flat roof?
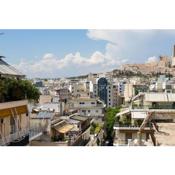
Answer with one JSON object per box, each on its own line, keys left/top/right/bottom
{"left": 35, "top": 111, "right": 54, "bottom": 119}
{"left": 145, "top": 93, "right": 175, "bottom": 102}
{"left": 72, "top": 98, "right": 98, "bottom": 101}
{"left": 70, "top": 115, "right": 88, "bottom": 122}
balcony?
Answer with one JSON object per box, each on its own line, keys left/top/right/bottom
{"left": 0, "top": 128, "right": 29, "bottom": 146}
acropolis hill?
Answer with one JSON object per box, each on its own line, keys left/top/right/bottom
{"left": 121, "top": 45, "right": 175, "bottom": 76}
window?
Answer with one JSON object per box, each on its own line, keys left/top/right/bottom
{"left": 96, "top": 110, "right": 98, "bottom": 113}
{"left": 88, "top": 110, "right": 91, "bottom": 113}
{"left": 91, "top": 102, "right": 95, "bottom": 104}
{"left": 109, "top": 90, "right": 111, "bottom": 93}
{"left": 109, "top": 103, "right": 111, "bottom": 105}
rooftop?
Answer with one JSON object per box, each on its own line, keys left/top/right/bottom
{"left": 132, "top": 92, "right": 175, "bottom": 102}
{"left": 70, "top": 115, "right": 88, "bottom": 122}
{"left": 32, "top": 111, "right": 55, "bottom": 119}
{"left": 72, "top": 97, "right": 98, "bottom": 101}
{"left": 0, "top": 58, "right": 24, "bottom": 77}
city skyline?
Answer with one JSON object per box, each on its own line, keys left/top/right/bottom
{"left": 1, "top": 29, "right": 175, "bottom": 78}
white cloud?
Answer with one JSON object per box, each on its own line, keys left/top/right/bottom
{"left": 14, "top": 30, "right": 175, "bottom": 78}
{"left": 87, "top": 30, "right": 158, "bottom": 59}
{"left": 14, "top": 50, "right": 120, "bottom": 78}
{"left": 146, "top": 56, "right": 158, "bottom": 63}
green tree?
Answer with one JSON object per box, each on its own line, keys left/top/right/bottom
{"left": 0, "top": 78, "right": 40, "bottom": 102}
{"left": 104, "top": 107, "right": 120, "bottom": 143}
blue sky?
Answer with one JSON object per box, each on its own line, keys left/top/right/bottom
{"left": 1, "top": 29, "right": 175, "bottom": 78}
{"left": 0, "top": 30, "right": 106, "bottom": 64}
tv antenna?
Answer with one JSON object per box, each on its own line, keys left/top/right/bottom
{"left": 0, "top": 32, "right": 5, "bottom": 58}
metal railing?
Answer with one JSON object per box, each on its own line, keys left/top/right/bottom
{"left": 0, "top": 128, "right": 29, "bottom": 146}
{"left": 0, "top": 126, "right": 45, "bottom": 145}
{"left": 29, "top": 126, "right": 44, "bottom": 140}
{"left": 132, "top": 104, "right": 175, "bottom": 110}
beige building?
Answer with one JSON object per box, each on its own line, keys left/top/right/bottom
{"left": 69, "top": 81, "right": 90, "bottom": 98}
{"left": 69, "top": 97, "right": 105, "bottom": 118}
{"left": 124, "top": 83, "right": 135, "bottom": 103}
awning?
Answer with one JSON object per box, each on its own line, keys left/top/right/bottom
{"left": 116, "top": 109, "right": 130, "bottom": 117}
{"left": 54, "top": 124, "right": 74, "bottom": 134}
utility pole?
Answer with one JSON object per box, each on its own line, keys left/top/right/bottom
{"left": 0, "top": 32, "right": 4, "bottom": 57}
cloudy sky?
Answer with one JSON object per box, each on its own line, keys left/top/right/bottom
{"left": 1, "top": 29, "right": 175, "bottom": 78}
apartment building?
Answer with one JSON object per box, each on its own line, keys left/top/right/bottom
{"left": 124, "top": 83, "right": 135, "bottom": 103}
{"left": 69, "top": 97, "right": 105, "bottom": 118}
{"left": 69, "top": 81, "right": 90, "bottom": 98}
{"left": 114, "top": 92, "right": 175, "bottom": 146}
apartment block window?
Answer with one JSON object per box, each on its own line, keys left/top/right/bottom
{"left": 96, "top": 110, "right": 98, "bottom": 113}
{"left": 88, "top": 110, "right": 91, "bottom": 113}
{"left": 91, "top": 102, "right": 95, "bottom": 104}
{"left": 109, "top": 90, "right": 111, "bottom": 93}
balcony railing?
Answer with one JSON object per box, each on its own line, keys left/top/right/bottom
{"left": 0, "top": 128, "right": 29, "bottom": 146}
{"left": 29, "top": 126, "right": 44, "bottom": 140}
{"left": 132, "top": 104, "right": 175, "bottom": 110}
{"left": 0, "top": 126, "right": 44, "bottom": 145}
{"left": 114, "top": 123, "right": 152, "bottom": 130}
